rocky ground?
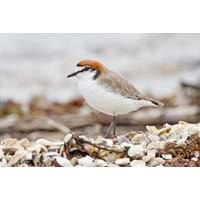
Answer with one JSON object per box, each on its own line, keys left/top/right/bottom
{"left": 0, "top": 121, "right": 200, "bottom": 167}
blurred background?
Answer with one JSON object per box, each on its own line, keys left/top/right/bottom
{"left": 0, "top": 33, "right": 200, "bottom": 140}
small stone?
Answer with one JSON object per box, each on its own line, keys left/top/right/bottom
{"left": 147, "top": 142, "right": 160, "bottom": 150}
{"left": 120, "top": 142, "right": 132, "bottom": 148}
{"left": 17, "top": 138, "right": 30, "bottom": 149}
{"left": 1, "top": 138, "right": 18, "bottom": 147}
{"left": 105, "top": 139, "right": 113, "bottom": 147}
{"left": 142, "top": 155, "right": 152, "bottom": 162}
{"left": 70, "top": 157, "right": 78, "bottom": 166}
{"left": 54, "top": 156, "right": 72, "bottom": 167}
{"left": 130, "top": 160, "right": 146, "bottom": 167}
{"left": 115, "top": 158, "right": 130, "bottom": 166}
{"left": 147, "top": 149, "right": 156, "bottom": 158}
{"left": 64, "top": 133, "right": 73, "bottom": 144}
{"left": 8, "top": 149, "right": 29, "bottom": 166}
{"left": 95, "top": 159, "right": 108, "bottom": 167}
{"left": 147, "top": 133, "right": 160, "bottom": 142}
{"left": 162, "top": 154, "right": 172, "bottom": 160}
{"left": 116, "top": 135, "right": 130, "bottom": 144}
{"left": 146, "top": 126, "right": 159, "bottom": 135}
{"left": 128, "top": 145, "right": 145, "bottom": 158}
{"left": 78, "top": 156, "right": 95, "bottom": 167}
{"left": 149, "top": 158, "right": 165, "bottom": 167}
{"left": 131, "top": 134, "right": 148, "bottom": 144}
{"left": 191, "top": 157, "right": 198, "bottom": 161}
{"left": 36, "top": 138, "right": 52, "bottom": 146}
{"left": 194, "top": 151, "right": 199, "bottom": 158}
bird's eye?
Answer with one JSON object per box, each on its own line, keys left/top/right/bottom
{"left": 84, "top": 67, "right": 90, "bottom": 71}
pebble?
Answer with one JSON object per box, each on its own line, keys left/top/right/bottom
{"left": 115, "top": 158, "right": 130, "bottom": 166}
{"left": 54, "top": 156, "right": 72, "bottom": 167}
{"left": 130, "top": 160, "right": 146, "bottom": 167}
{"left": 64, "top": 133, "right": 73, "bottom": 144}
{"left": 95, "top": 159, "right": 108, "bottom": 167}
{"left": 162, "top": 154, "right": 173, "bottom": 160}
{"left": 128, "top": 145, "right": 145, "bottom": 158}
{"left": 0, "top": 122, "right": 199, "bottom": 167}
{"left": 78, "top": 156, "right": 96, "bottom": 167}
{"left": 131, "top": 134, "right": 148, "bottom": 144}
{"left": 149, "top": 158, "right": 165, "bottom": 167}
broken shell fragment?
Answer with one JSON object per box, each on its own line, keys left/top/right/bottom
{"left": 54, "top": 156, "right": 72, "bottom": 167}
{"left": 130, "top": 160, "right": 146, "bottom": 167}
{"left": 64, "top": 133, "right": 73, "bottom": 144}
{"left": 115, "top": 158, "right": 130, "bottom": 166}
{"left": 128, "top": 145, "right": 145, "bottom": 158}
{"left": 78, "top": 156, "right": 96, "bottom": 167}
{"left": 162, "top": 154, "right": 172, "bottom": 160}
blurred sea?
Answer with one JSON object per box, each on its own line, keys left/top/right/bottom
{"left": 0, "top": 33, "right": 200, "bottom": 102}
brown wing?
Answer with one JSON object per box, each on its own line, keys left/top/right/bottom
{"left": 98, "top": 70, "right": 164, "bottom": 107}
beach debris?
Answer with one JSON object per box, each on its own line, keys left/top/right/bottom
{"left": 0, "top": 121, "right": 199, "bottom": 167}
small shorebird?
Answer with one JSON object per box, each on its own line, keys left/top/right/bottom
{"left": 67, "top": 59, "right": 164, "bottom": 138}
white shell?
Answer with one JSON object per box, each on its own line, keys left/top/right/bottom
{"left": 64, "top": 133, "right": 73, "bottom": 144}
{"left": 147, "top": 133, "right": 160, "bottom": 142}
{"left": 8, "top": 149, "right": 29, "bottom": 166}
{"left": 162, "top": 154, "right": 172, "bottom": 160}
{"left": 149, "top": 158, "right": 165, "bottom": 167}
{"left": 54, "top": 156, "right": 72, "bottom": 167}
{"left": 147, "top": 142, "right": 160, "bottom": 150}
{"left": 36, "top": 139, "right": 53, "bottom": 146}
{"left": 105, "top": 139, "right": 113, "bottom": 147}
{"left": 130, "top": 160, "right": 146, "bottom": 167}
{"left": 78, "top": 156, "right": 95, "bottom": 167}
{"left": 128, "top": 145, "right": 145, "bottom": 158}
{"left": 120, "top": 142, "right": 132, "bottom": 148}
{"left": 131, "top": 134, "right": 148, "bottom": 144}
{"left": 115, "top": 158, "right": 130, "bottom": 166}
{"left": 95, "top": 159, "right": 108, "bottom": 167}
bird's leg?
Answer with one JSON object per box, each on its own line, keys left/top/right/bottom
{"left": 112, "top": 115, "right": 116, "bottom": 138}
{"left": 105, "top": 115, "right": 116, "bottom": 138}
{"left": 105, "top": 118, "right": 114, "bottom": 138}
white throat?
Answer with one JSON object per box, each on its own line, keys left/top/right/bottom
{"left": 76, "top": 70, "right": 96, "bottom": 81}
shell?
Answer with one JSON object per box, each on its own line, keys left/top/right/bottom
{"left": 95, "top": 159, "right": 108, "bottom": 167}
{"left": 162, "top": 154, "right": 172, "bottom": 160}
{"left": 131, "top": 134, "right": 148, "bottom": 144}
{"left": 146, "top": 126, "right": 159, "bottom": 135}
{"left": 17, "top": 138, "right": 30, "bottom": 149}
{"left": 115, "top": 158, "right": 130, "bottom": 166}
{"left": 64, "top": 133, "right": 73, "bottom": 144}
{"left": 8, "top": 149, "right": 29, "bottom": 166}
{"left": 0, "top": 158, "right": 7, "bottom": 167}
{"left": 149, "top": 158, "right": 165, "bottom": 167}
{"left": 36, "top": 138, "right": 53, "bottom": 146}
{"left": 116, "top": 135, "right": 130, "bottom": 144}
{"left": 147, "top": 133, "right": 160, "bottom": 142}
{"left": 130, "top": 160, "right": 146, "bottom": 167}
{"left": 54, "top": 156, "right": 72, "bottom": 167}
{"left": 78, "top": 156, "right": 95, "bottom": 167}
{"left": 1, "top": 138, "right": 18, "bottom": 147}
{"left": 147, "top": 142, "right": 160, "bottom": 150}
{"left": 128, "top": 145, "right": 145, "bottom": 158}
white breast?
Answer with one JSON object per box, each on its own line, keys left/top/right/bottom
{"left": 78, "top": 78, "right": 154, "bottom": 116}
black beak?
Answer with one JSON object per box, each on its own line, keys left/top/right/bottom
{"left": 67, "top": 71, "right": 79, "bottom": 78}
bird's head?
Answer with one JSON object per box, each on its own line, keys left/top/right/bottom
{"left": 67, "top": 59, "right": 106, "bottom": 80}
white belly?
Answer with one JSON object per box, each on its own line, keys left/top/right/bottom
{"left": 78, "top": 79, "right": 154, "bottom": 116}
